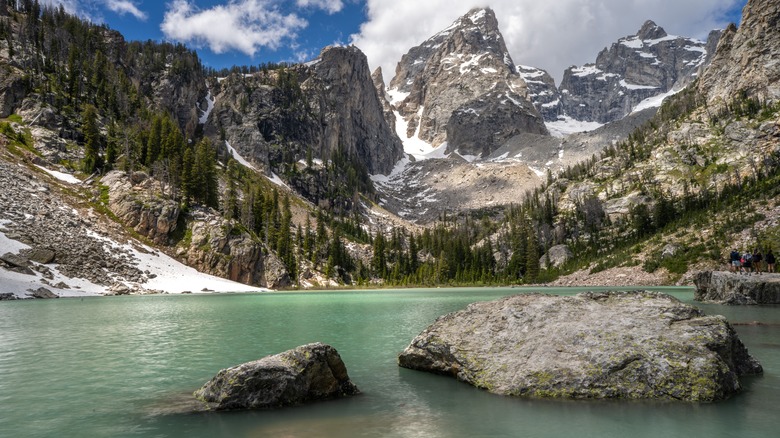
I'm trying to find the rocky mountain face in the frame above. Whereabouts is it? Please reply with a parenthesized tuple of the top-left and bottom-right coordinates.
(388, 7, 547, 157)
(205, 46, 403, 176)
(699, 0, 780, 106)
(559, 21, 720, 123)
(101, 170, 290, 288)
(517, 65, 562, 121)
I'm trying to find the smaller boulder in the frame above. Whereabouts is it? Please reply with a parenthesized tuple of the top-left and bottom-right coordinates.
(23, 247, 56, 264)
(661, 244, 680, 259)
(1, 252, 35, 275)
(27, 287, 58, 299)
(540, 245, 574, 269)
(194, 343, 359, 410)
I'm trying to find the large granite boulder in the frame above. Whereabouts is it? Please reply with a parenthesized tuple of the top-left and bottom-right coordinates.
(694, 271, 780, 305)
(194, 343, 360, 411)
(399, 291, 761, 401)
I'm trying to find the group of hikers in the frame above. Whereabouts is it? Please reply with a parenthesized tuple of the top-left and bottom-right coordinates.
(729, 247, 776, 274)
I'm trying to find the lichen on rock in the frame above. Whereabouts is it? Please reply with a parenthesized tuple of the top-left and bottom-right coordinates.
(398, 291, 762, 402)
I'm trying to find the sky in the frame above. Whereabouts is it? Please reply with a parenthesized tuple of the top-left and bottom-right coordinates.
(38, 0, 748, 82)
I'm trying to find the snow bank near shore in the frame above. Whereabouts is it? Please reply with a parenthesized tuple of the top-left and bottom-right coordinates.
(0, 227, 269, 299)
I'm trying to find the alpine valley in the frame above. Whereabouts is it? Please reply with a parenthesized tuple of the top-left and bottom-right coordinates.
(1, 0, 779, 297)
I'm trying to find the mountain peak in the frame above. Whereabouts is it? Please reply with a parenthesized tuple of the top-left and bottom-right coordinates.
(465, 7, 496, 25)
(637, 20, 668, 40)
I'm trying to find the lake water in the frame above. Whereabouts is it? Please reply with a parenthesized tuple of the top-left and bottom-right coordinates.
(1, 287, 778, 437)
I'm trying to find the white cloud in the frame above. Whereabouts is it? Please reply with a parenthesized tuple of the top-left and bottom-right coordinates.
(296, 0, 344, 14)
(105, 0, 146, 20)
(351, 0, 747, 85)
(161, 0, 308, 56)
(39, 0, 147, 20)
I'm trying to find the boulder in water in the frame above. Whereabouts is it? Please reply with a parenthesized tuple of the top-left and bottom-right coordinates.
(398, 291, 762, 401)
(194, 343, 360, 410)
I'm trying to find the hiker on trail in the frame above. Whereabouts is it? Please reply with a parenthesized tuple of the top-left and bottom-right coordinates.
(729, 248, 741, 273)
(766, 249, 776, 273)
(741, 250, 753, 274)
(753, 249, 763, 274)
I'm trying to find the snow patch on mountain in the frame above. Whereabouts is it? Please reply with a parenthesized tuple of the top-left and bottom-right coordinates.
(393, 107, 437, 160)
(34, 165, 81, 184)
(632, 88, 681, 113)
(546, 116, 605, 137)
(199, 89, 215, 124)
(225, 141, 256, 171)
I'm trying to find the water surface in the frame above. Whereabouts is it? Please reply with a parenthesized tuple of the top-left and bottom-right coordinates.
(1, 287, 777, 437)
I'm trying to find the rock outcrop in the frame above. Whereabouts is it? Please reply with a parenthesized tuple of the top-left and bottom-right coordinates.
(560, 21, 719, 123)
(194, 343, 360, 410)
(102, 170, 289, 288)
(399, 291, 762, 401)
(179, 207, 290, 289)
(388, 7, 547, 154)
(0, 159, 149, 288)
(0, 67, 25, 119)
(694, 271, 780, 304)
(102, 171, 180, 245)
(699, 0, 780, 106)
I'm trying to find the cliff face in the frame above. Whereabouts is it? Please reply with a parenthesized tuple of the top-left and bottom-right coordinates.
(698, 0, 780, 106)
(388, 8, 547, 156)
(517, 65, 562, 121)
(446, 83, 548, 157)
(205, 46, 403, 176)
(560, 21, 719, 123)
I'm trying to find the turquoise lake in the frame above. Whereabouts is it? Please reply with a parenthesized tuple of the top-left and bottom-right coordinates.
(1, 287, 778, 437)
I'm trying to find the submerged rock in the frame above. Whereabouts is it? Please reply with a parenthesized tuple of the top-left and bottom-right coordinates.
(694, 271, 780, 305)
(398, 291, 761, 402)
(194, 343, 359, 410)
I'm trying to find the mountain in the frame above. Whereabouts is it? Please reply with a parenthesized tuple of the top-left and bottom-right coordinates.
(558, 20, 721, 123)
(388, 7, 548, 158)
(206, 46, 403, 178)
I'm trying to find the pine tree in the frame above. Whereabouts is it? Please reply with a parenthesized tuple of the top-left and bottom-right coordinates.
(525, 228, 540, 283)
(191, 138, 218, 208)
(224, 160, 238, 219)
(81, 104, 102, 173)
(371, 232, 387, 277)
(180, 146, 193, 206)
